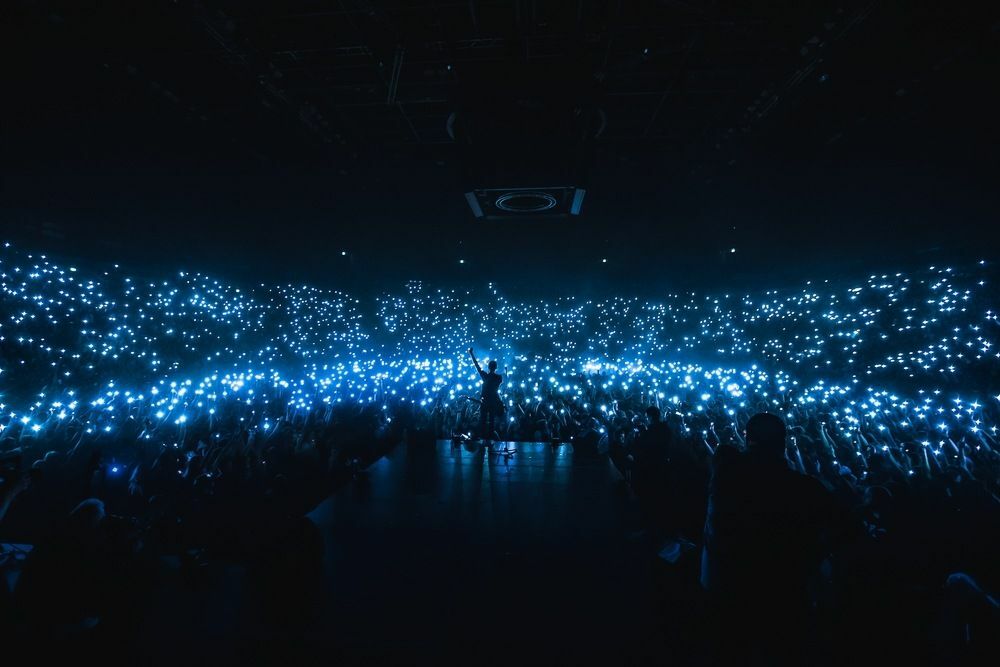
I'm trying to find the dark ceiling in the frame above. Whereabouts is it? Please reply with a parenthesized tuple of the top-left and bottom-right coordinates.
(2, 1, 999, 293)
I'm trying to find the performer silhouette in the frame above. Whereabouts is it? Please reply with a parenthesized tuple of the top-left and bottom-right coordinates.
(468, 347, 504, 441)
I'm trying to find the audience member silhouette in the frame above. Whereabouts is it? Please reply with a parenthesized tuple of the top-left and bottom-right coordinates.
(700, 412, 838, 662)
(627, 406, 708, 542)
(631, 406, 672, 530)
(15, 499, 112, 632)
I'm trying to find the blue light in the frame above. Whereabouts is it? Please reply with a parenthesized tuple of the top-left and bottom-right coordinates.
(0, 243, 995, 490)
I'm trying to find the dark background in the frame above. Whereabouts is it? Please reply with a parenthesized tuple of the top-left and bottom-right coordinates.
(2, 1, 998, 295)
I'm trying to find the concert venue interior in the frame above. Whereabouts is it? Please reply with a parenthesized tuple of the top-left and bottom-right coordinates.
(2, 2, 998, 664)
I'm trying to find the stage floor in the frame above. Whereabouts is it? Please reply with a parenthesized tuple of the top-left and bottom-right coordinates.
(303, 440, 680, 662)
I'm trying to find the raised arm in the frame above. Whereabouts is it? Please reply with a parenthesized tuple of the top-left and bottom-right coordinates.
(467, 347, 483, 374)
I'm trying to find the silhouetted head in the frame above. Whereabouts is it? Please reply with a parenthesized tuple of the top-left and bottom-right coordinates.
(68, 498, 106, 537)
(488, 360, 498, 372)
(645, 406, 661, 422)
(746, 412, 787, 460)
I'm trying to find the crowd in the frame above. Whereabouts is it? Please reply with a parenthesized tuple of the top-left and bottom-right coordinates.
(0, 242, 998, 662)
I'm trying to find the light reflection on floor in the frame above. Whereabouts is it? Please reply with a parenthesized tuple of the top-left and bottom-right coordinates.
(304, 441, 656, 660)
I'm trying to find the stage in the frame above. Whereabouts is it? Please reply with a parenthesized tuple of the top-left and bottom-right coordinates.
(303, 440, 684, 662)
